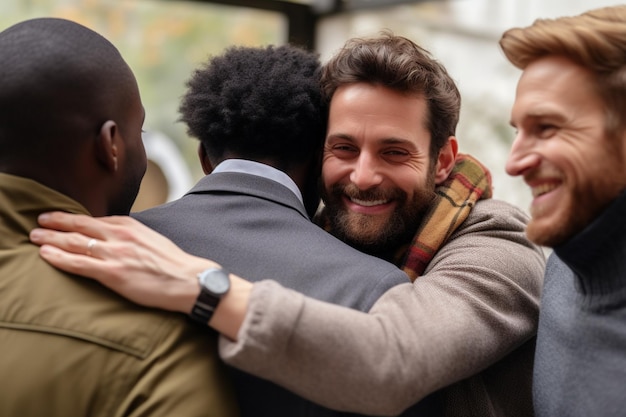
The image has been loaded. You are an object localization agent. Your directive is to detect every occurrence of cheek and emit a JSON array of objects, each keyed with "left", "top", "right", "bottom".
[
  {"left": 321, "top": 158, "right": 347, "bottom": 188},
  {"left": 127, "top": 137, "right": 147, "bottom": 178},
  {"left": 557, "top": 144, "right": 609, "bottom": 186},
  {"left": 393, "top": 169, "right": 430, "bottom": 196},
  {"left": 134, "top": 138, "right": 148, "bottom": 167}
]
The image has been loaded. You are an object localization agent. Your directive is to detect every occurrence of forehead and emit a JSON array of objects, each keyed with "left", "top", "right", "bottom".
[
  {"left": 511, "top": 56, "right": 601, "bottom": 123},
  {"left": 327, "top": 83, "right": 430, "bottom": 146}
]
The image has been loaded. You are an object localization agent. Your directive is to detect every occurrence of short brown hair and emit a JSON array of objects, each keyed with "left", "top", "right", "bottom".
[
  {"left": 499, "top": 6, "right": 626, "bottom": 139},
  {"left": 321, "top": 32, "right": 460, "bottom": 160}
]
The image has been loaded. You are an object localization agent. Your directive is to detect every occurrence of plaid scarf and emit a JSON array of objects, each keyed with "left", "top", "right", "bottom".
[
  {"left": 320, "top": 153, "right": 492, "bottom": 282},
  {"left": 397, "top": 153, "right": 492, "bottom": 281}
]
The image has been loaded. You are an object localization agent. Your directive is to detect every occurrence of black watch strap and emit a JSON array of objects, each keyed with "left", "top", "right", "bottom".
[
  {"left": 190, "top": 267, "right": 230, "bottom": 325},
  {"left": 190, "top": 291, "right": 220, "bottom": 324}
]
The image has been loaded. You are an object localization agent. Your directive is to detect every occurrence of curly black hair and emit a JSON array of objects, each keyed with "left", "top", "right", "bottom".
[{"left": 180, "top": 44, "right": 327, "bottom": 171}]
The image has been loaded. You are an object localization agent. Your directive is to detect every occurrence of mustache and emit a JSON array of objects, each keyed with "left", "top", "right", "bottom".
[{"left": 330, "top": 183, "right": 406, "bottom": 201}]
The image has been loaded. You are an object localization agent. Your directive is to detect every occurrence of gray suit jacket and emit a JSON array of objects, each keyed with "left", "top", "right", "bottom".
[{"left": 134, "top": 171, "right": 410, "bottom": 417}]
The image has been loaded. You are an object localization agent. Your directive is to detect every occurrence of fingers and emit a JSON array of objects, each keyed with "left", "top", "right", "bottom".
[
  {"left": 86, "top": 238, "right": 98, "bottom": 257},
  {"left": 36, "top": 233, "right": 212, "bottom": 314},
  {"left": 36, "top": 210, "right": 143, "bottom": 234},
  {"left": 30, "top": 211, "right": 222, "bottom": 314},
  {"left": 36, "top": 211, "right": 107, "bottom": 239},
  {"left": 37, "top": 243, "right": 112, "bottom": 283},
  {"left": 30, "top": 228, "right": 99, "bottom": 256},
  {"left": 34, "top": 211, "right": 151, "bottom": 244}
]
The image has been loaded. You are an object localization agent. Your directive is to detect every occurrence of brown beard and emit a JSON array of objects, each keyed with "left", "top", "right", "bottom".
[{"left": 322, "top": 181, "right": 436, "bottom": 260}]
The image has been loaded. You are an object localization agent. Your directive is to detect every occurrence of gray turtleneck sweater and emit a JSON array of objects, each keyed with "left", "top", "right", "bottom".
[{"left": 533, "top": 190, "right": 626, "bottom": 417}]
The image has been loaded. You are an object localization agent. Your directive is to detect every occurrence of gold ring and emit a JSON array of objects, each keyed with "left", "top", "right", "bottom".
[{"left": 86, "top": 238, "right": 98, "bottom": 256}]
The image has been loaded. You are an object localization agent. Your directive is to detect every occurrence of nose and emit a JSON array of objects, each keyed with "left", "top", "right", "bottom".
[
  {"left": 506, "top": 133, "right": 540, "bottom": 177},
  {"left": 349, "top": 152, "right": 383, "bottom": 190}
]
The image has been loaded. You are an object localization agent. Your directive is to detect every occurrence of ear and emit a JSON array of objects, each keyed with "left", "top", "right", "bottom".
[
  {"left": 434, "top": 136, "right": 458, "bottom": 184},
  {"left": 96, "top": 120, "right": 119, "bottom": 172},
  {"left": 197, "top": 143, "right": 214, "bottom": 175}
]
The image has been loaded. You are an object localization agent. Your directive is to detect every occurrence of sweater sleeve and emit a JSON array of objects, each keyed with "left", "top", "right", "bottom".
[{"left": 219, "top": 200, "right": 544, "bottom": 415}]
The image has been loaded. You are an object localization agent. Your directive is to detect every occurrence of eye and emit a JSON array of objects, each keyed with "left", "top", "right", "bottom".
[
  {"left": 384, "top": 149, "right": 408, "bottom": 156},
  {"left": 330, "top": 143, "right": 358, "bottom": 159},
  {"left": 382, "top": 148, "right": 411, "bottom": 162},
  {"left": 536, "top": 124, "right": 557, "bottom": 139}
]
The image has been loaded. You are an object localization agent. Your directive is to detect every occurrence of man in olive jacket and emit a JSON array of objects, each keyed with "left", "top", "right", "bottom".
[{"left": 0, "top": 18, "right": 238, "bottom": 417}]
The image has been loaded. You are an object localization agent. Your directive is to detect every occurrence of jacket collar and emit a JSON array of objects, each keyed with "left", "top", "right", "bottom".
[{"left": 185, "top": 171, "right": 309, "bottom": 220}]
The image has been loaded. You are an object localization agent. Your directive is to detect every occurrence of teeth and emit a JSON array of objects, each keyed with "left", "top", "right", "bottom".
[
  {"left": 532, "top": 183, "right": 558, "bottom": 198},
  {"left": 350, "top": 197, "right": 389, "bottom": 207}
]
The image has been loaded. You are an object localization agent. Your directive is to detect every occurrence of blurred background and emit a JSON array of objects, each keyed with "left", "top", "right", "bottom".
[{"left": 1, "top": 0, "right": 622, "bottom": 212}]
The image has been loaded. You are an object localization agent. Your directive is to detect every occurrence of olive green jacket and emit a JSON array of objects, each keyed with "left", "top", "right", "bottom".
[{"left": 0, "top": 173, "right": 239, "bottom": 417}]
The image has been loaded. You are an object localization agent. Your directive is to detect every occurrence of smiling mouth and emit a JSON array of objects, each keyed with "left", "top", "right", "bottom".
[
  {"left": 531, "top": 183, "right": 559, "bottom": 198},
  {"left": 349, "top": 197, "right": 390, "bottom": 207}
]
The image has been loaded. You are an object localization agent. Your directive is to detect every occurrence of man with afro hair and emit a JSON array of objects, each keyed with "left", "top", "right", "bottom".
[{"left": 131, "top": 44, "right": 412, "bottom": 416}]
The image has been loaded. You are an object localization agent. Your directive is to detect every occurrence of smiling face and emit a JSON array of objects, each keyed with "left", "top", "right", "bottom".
[
  {"left": 321, "top": 83, "right": 454, "bottom": 255},
  {"left": 506, "top": 56, "right": 626, "bottom": 247}
]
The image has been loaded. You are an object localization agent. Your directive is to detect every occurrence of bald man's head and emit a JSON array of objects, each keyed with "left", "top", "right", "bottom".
[{"left": 0, "top": 18, "right": 147, "bottom": 215}]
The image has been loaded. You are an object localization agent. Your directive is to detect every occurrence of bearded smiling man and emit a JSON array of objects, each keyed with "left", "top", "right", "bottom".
[{"left": 320, "top": 83, "right": 439, "bottom": 256}]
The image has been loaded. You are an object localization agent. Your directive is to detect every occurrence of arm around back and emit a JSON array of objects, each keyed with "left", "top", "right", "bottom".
[{"left": 220, "top": 199, "right": 544, "bottom": 415}]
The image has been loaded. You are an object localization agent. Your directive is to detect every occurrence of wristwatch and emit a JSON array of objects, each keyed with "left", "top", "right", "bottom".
[{"left": 190, "top": 267, "right": 231, "bottom": 325}]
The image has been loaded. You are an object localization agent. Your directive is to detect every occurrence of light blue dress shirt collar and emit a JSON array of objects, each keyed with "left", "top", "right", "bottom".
[{"left": 211, "top": 159, "right": 304, "bottom": 205}]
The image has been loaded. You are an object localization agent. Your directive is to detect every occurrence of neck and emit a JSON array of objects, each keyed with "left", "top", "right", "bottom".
[{"left": 4, "top": 167, "right": 109, "bottom": 217}]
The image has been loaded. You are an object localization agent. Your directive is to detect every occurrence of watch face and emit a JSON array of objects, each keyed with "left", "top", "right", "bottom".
[{"left": 199, "top": 268, "right": 230, "bottom": 295}]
